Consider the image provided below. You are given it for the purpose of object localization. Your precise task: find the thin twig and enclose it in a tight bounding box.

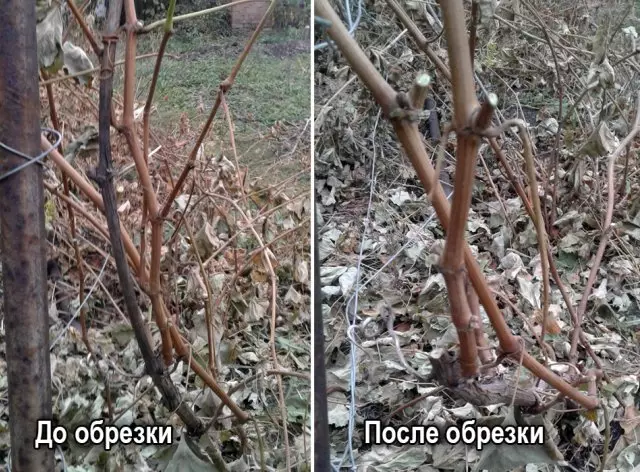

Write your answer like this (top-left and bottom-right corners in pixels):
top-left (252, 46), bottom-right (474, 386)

top-left (139, 0), bottom-right (176, 288)
top-left (512, 120), bottom-right (550, 357)
top-left (382, 387), bottom-right (445, 424)
top-left (141, 0), bottom-right (261, 32)
top-left (160, 1), bottom-right (274, 217)
top-left (65, 0), bottom-right (101, 56)
top-left (570, 92), bottom-right (640, 361)
top-left (490, 142), bottom-right (626, 406)
top-left (208, 369), bottom-right (309, 428)
top-left (202, 190), bottom-right (308, 268)
top-left (206, 187), bottom-right (291, 468)
top-left (179, 209), bottom-right (219, 376)
top-left (522, 1), bottom-right (564, 226)
top-left (220, 91), bottom-right (247, 205)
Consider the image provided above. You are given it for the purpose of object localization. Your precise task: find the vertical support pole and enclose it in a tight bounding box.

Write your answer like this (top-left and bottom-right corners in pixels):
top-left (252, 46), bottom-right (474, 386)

top-left (313, 209), bottom-right (330, 469)
top-left (0, 1), bottom-right (55, 470)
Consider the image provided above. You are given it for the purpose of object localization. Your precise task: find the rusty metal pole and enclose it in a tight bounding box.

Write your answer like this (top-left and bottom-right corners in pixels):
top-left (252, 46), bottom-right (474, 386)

top-left (0, 0), bottom-right (55, 470)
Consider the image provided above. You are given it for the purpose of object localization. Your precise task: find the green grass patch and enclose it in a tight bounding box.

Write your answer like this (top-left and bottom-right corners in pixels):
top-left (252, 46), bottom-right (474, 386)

top-left (113, 29), bottom-right (309, 188)
top-left (122, 30), bottom-right (309, 134)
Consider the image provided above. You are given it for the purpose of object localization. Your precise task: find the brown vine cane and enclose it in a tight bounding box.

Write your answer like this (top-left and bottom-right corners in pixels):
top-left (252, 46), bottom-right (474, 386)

top-left (315, 0), bottom-right (599, 410)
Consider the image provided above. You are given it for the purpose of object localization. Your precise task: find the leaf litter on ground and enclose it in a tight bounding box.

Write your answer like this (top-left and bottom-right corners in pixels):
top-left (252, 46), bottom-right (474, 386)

top-left (315, 0), bottom-right (640, 470)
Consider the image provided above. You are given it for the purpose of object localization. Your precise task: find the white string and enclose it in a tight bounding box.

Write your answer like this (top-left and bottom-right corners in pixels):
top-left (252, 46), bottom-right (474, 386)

top-left (329, 135), bottom-right (453, 470)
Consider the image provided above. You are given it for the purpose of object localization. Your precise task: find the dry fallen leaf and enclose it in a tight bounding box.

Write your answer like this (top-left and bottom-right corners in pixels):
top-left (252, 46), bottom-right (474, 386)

top-left (534, 308), bottom-right (562, 335)
top-left (622, 405), bottom-right (640, 439)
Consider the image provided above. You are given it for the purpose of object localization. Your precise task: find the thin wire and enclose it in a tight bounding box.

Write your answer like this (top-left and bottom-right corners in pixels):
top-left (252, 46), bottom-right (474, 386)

top-left (314, 0), bottom-right (363, 51)
top-left (50, 255), bottom-right (110, 350)
top-left (330, 141), bottom-right (453, 471)
top-left (57, 444), bottom-right (68, 472)
top-left (2, 128), bottom-right (64, 470)
top-left (330, 111), bottom-right (381, 472)
top-left (0, 128), bottom-right (63, 182)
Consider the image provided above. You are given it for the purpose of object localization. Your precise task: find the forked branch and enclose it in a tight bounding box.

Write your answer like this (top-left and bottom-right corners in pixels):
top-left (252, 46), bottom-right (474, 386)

top-left (94, 0), bottom-right (203, 435)
top-left (315, 0), bottom-right (598, 410)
